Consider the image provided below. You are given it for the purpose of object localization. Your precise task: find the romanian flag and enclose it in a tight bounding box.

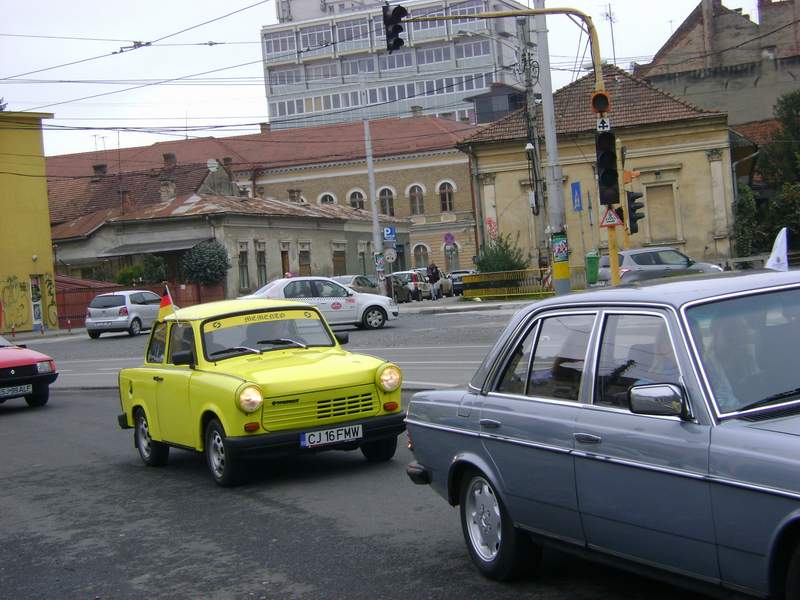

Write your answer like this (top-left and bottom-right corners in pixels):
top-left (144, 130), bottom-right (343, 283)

top-left (158, 286), bottom-right (176, 321)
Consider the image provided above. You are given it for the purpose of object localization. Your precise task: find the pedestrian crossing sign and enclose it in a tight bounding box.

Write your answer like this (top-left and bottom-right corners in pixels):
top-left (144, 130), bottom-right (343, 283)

top-left (599, 207), bottom-right (623, 228)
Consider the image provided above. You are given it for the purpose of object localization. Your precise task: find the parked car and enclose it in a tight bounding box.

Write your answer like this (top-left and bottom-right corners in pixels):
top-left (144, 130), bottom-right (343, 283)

top-left (390, 270), bottom-right (431, 301)
top-left (244, 276), bottom-right (398, 329)
top-left (85, 290), bottom-right (164, 338)
top-left (597, 247), bottom-right (722, 284)
top-left (448, 269), bottom-right (477, 296)
top-left (406, 269), bottom-right (800, 598)
top-left (413, 268), bottom-right (454, 297)
top-left (385, 274), bottom-right (413, 304)
top-left (333, 274), bottom-right (379, 295)
top-left (0, 335), bottom-right (58, 407)
top-left (117, 298), bottom-right (405, 486)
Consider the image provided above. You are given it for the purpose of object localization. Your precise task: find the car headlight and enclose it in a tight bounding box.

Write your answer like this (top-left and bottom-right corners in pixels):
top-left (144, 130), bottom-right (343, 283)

top-left (378, 365), bottom-right (402, 392)
top-left (238, 386), bottom-right (263, 413)
top-left (36, 360), bottom-right (53, 374)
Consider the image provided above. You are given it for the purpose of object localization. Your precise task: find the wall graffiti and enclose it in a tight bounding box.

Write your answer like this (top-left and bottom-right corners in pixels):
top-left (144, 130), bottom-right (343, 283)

top-left (42, 273), bottom-right (58, 328)
top-left (0, 276), bottom-right (31, 330)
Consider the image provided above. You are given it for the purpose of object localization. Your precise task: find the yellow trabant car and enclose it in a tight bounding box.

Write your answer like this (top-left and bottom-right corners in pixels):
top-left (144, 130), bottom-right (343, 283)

top-left (117, 299), bottom-right (404, 486)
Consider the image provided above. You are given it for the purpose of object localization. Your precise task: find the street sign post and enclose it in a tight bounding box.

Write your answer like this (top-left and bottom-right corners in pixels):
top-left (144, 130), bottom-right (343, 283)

top-left (383, 226), bottom-right (396, 242)
top-left (596, 116), bottom-right (611, 132)
top-left (570, 181), bottom-right (582, 212)
top-left (599, 206), bottom-right (623, 227)
top-left (384, 247), bottom-right (397, 263)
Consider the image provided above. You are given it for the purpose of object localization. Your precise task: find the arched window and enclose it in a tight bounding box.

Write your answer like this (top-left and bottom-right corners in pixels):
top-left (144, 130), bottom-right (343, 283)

top-left (439, 182), bottom-right (454, 212)
top-left (320, 193), bottom-right (335, 205)
top-left (409, 185), bottom-right (424, 215)
top-left (413, 244), bottom-right (429, 268)
top-left (379, 188), bottom-right (394, 216)
top-left (445, 243), bottom-right (460, 272)
top-left (349, 191), bottom-right (365, 210)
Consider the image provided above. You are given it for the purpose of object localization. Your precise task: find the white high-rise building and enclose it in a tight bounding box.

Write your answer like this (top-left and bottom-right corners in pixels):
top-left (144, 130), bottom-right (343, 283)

top-left (262, 0), bottom-right (532, 129)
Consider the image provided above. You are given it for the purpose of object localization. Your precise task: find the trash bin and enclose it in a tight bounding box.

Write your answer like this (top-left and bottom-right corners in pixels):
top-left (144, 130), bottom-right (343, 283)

top-left (585, 251), bottom-right (600, 285)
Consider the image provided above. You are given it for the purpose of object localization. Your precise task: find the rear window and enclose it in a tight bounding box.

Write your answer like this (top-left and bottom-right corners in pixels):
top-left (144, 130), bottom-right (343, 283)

top-left (89, 295), bottom-right (126, 308)
top-left (599, 256), bottom-right (609, 268)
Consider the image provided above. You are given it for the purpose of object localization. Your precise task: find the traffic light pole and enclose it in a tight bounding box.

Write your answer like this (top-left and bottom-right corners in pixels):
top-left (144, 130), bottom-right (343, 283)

top-left (363, 119), bottom-right (387, 296)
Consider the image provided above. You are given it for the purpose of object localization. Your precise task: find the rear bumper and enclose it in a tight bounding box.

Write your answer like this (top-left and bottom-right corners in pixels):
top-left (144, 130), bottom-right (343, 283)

top-left (86, 317), bottom-right (132, 331)
top-left (225, 412), bottom-right (406, 459)
top-left (406, 461), bottom-right (431, 485)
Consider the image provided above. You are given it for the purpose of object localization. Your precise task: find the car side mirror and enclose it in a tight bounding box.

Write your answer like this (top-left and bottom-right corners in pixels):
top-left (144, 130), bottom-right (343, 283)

top-left (172, 350), bottom-right (195, 368)
top-left (686, 258), bottom-right (695, 266)
top-left (335, 332), bottom-right (349, 345)
top-left (629, 384), bottom-right (688, 418)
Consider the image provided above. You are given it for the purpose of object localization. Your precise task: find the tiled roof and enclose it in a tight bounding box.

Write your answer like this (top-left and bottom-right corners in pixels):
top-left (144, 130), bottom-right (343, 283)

top-left (55, 274), bottom-right (122, 290)
top-left (51, 193), bottom-right (408, 242)
top-left (731, 119), bottom-right (780, 146)
top-left (461, 65), bottom-right (724, 145)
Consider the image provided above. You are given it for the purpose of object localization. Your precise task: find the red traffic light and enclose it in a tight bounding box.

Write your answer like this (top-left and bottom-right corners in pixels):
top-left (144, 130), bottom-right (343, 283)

top-left (591, 91), bottom-right (611, 114)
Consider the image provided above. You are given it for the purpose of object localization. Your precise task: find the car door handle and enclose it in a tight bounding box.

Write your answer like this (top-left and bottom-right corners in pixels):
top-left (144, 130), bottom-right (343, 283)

top-left (479, 418), bottom-right (501, 429)
top-left (574, 432), bottom-right (602, 444)
top-left (153, 376), bottom-right (164, 382)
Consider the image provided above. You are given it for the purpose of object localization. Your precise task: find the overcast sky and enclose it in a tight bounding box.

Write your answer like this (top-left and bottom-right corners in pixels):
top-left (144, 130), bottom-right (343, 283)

top-left (1, 0), bottom-right (759, 157)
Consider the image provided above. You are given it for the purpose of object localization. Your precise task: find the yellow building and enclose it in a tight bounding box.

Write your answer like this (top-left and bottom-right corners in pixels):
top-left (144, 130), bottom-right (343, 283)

top-left (461, 66), bottom-right (736, 279)
top-left (0, 111), bottom-right (57, 333)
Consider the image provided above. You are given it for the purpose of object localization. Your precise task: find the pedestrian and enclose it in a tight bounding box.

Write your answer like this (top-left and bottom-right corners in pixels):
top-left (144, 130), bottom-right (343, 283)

top-left (427, 262), bottom-right (441, 301)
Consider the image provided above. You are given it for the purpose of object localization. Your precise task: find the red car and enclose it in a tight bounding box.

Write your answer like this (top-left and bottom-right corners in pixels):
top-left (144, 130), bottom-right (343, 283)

top-left (0, 335), bottom-right (58, 407)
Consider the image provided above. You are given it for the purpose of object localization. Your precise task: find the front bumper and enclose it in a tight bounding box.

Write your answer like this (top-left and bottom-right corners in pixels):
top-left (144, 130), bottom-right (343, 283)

top-left (225, 412), bottom-right (406, 458)
top-left (0, 372), bottom-right (58, 400)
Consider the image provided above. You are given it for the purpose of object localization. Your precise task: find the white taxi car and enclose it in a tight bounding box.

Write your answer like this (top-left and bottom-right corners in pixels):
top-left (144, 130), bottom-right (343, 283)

top-left (244, 276), bottom-right (398, 329)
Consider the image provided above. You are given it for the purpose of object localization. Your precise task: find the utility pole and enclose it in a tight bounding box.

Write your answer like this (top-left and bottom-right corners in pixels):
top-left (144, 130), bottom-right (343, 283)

top-left (532, 0), bottom-right (569, 295)
top-left (363, 118), bottom-right (387, 296)
top-left (517, 17), bottom-right (546, 267)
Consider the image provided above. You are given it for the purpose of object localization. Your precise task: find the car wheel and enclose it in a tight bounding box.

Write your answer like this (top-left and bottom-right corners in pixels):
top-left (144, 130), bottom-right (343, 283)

top-left (88, 331), bottom-right (101, 339)
top-left (360, 436), bottom-right (397, 462)
top-left (24, 386), bottom-right (49, 408)
top-left (128, 318), bottom-right (142, 337)
top-left (459, 471), bottom-right (540, 581)
top-left (362, 306), bottom-right (387, 329)
top-left (205, 418), bottom-right (244, 487)
top-left (785, 544), bottom-right (800, 599)
top-left (134, 408), bottom-right (169, 467)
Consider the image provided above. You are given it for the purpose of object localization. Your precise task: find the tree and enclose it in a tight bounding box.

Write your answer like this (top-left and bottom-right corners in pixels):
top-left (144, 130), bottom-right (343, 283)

top-left (141, 254), bottom-right (167, 283)
top-left (181, 241), bottom-right (230, 285)
top-left (733, 184), bottom-right (758, 257)
top-left (762, 182), bottom-right (800, 249)
top-left (758, 89), bottom-right (800, 186)
top-left (475, 233), bottom-right (529, 272)
top-left (115, 265), bottom-right (144, 286)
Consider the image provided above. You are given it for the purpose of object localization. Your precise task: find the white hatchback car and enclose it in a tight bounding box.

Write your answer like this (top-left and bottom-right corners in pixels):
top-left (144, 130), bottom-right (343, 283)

top-left (244, 276), bottom-right (399, 329)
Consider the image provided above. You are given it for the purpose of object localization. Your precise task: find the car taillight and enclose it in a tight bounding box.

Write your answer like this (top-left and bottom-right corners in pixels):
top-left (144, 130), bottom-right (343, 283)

top-left (619, 268), bottom-right (631, 277)
top-left (119, 306), bottom-right (129, 316)
top-left (86, 310), bottom-right (91, 320)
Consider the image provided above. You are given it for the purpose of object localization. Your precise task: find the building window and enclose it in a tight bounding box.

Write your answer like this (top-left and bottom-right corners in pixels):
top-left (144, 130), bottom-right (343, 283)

top-left (409, 185), bottom-right (425, 215)
top-left (306, 61), bottom-right (338, 81)
top-left (416, 44), bottom-right (451, 66)
top-left (256, 241), bottom-right (267, 288)
top-left (379, 188), bottom-right (395, 216)
top-left (288, 189), bottom-right (303, 203)
top-left (450, 0), bottom-right (482, 24)
top-left (263, 30), bottom-right (296, 57)
top-left (413, 244), bottom-right (429, 268)
top-left (445, 243), bottom-right (460, 272)
top-left (455, 40), bottom-right (491, 59)
top-left (336, 18), bottom-right (369, 42)
top-left (379, 49), bottom-right (413, 70)
top-left (439, 182), bottom-right (454, 212)
top-left (410, 8), bottom-right (445, 31)
top-left (645, 184), bottom-right (679, 242)
top-left (342, 56), bottom-right (375, 75)
top-left (320, 193), bottom-right (336, 205)
top-left (299, 247), bottom-right (311, 276)
top-left (238, 241), bottom-right (250, 290)
top-left (299, 24), bottom-right (332, 50)
top-left (269, 67), bottom-right (302, 86)
top-left (350, 191), bottom-right (365, 210)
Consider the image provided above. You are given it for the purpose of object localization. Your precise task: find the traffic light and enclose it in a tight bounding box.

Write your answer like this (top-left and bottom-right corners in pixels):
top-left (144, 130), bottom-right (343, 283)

top-left (614, 207), bottom-right (624, 224)
top-left (626, 190), bottom-right (645, 234)
top-left (595, 131), bottom-right (619, 205)
top-left (383, 4), bottom-right (408, 53)
top-left (591, 91), bottom-right (611, 114)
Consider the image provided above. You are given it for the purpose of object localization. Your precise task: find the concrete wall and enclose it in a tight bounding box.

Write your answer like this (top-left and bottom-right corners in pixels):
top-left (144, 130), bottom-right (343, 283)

top-left (0, 112), bottom-right (57, 333)
top-left (471, 116), bottom-right (734, 271)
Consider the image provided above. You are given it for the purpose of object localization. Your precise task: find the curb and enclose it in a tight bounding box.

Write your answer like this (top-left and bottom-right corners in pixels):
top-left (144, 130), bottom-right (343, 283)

top-left (404, 302), bottom-right (529, 316)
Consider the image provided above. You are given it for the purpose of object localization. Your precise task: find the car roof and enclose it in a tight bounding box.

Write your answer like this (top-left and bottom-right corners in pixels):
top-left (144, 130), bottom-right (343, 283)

top-left (164, 298), bottom-right (312, 321)
top-left (529, 269), bottom-right (800, 310)
top-left (619, 246), bottom-right (679, 256)
top-left (95, 289), bottom-right (154, 297)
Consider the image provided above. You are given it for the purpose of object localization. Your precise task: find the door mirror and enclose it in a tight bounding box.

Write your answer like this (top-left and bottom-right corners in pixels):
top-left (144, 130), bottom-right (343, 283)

top-left (686, 257), bottom-right (695, 266)
top-left (629, 384), bottom-right (687, 418)
top-left (171, 350), bottom-right (195, 367)
top-left (334, 332), bottom-right (349, 345)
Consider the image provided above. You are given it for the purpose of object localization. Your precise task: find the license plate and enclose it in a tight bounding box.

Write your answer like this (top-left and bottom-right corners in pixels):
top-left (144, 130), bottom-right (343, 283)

top-left (97, 321), bottom-right (112, 326)
top-left (300, 424), bottom-right (363, 448)
top-left (0, 384), bottom-right (32, 398)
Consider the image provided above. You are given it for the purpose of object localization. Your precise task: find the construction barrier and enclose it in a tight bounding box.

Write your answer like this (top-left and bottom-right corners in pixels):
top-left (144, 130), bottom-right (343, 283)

top-left (462, 266), bottom-right (587, 300)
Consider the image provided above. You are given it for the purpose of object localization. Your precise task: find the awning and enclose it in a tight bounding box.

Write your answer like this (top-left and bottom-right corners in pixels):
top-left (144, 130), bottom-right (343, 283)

top-left (97, 237), bottom-right (212, 258)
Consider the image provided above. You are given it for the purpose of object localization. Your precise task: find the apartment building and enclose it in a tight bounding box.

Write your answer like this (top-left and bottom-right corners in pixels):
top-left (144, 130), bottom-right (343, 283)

top-left (262, 0), bottom-right (530, 129)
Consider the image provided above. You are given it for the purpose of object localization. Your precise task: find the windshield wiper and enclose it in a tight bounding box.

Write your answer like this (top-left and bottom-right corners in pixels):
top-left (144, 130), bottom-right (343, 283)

top-left (209, 346), bottom-right (260, 357)
top-left (737, 387), bottom-right (800, 413)
top-left (256, 338), bottom-right (307, 349)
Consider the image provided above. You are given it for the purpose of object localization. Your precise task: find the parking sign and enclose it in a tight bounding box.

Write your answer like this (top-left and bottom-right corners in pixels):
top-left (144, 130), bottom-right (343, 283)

top-left (383, 226), bottom-right (396, 242)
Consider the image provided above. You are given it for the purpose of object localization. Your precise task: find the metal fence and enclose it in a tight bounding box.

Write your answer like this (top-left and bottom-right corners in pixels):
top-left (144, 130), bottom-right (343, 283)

top-left (461, 267), bottom-right (587, 300)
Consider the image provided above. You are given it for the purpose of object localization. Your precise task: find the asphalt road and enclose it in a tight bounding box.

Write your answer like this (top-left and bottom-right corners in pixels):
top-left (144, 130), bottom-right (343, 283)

top-left (0, 388), bottom-right (705, 600)
top-left (22, 308), bottom-right (522, 390)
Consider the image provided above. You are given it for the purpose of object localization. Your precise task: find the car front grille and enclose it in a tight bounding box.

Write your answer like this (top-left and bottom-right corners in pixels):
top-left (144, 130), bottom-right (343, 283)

top-left (262, 384), bottom-right (377, 431)
top-left (0, 364), bottom-right (37, 380)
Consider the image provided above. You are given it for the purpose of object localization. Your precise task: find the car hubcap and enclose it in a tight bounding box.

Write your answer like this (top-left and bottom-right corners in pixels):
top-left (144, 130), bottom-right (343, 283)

top-left (366, 310), bottom-right (384, 328)
top-left (209, 430), bottom-right (226, 478)
top-left (137, 417), bottom-right (151, 458)
top-left (466, 477), bottom-right (502, 561)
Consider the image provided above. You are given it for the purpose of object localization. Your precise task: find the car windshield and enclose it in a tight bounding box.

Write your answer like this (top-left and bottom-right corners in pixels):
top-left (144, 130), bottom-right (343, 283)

top-left (0, 335), bottom-right (11, 347)
top-left (89, 295), bottom-right (126, 308)
top-left (332, 276), bottom-right (353, 285)
top-left (685, 287), bottom-right (800, 415)
top-left (202, 308), bottom-right (334, 360)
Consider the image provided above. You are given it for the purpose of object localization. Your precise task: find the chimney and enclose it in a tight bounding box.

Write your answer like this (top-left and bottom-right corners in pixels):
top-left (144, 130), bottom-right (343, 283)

top-left (92, 164), bottom-right (107, 181)
top-left (120, 190), bottom-right (134, 214)
top-left (410, 105), bottom-right (424, 117)
top-left (260, 122), bottom-right (271, 134)
top-left (223, 156), bottom-right (233, 166)
top-left (162, 152), bottom-right (177, 168)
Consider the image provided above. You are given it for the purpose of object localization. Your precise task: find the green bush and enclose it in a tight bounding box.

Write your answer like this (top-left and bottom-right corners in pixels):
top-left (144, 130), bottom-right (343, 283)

top-left (115, 265), bottom-right (144, 286)
top-left (181, 240), bottom-right (230, 285)
top-left (141, 254), bottom-right (167, 283)
top-left (476, 233), bottom-right (529, 272)
top-left (733, 184), bottom-right (757, 257)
